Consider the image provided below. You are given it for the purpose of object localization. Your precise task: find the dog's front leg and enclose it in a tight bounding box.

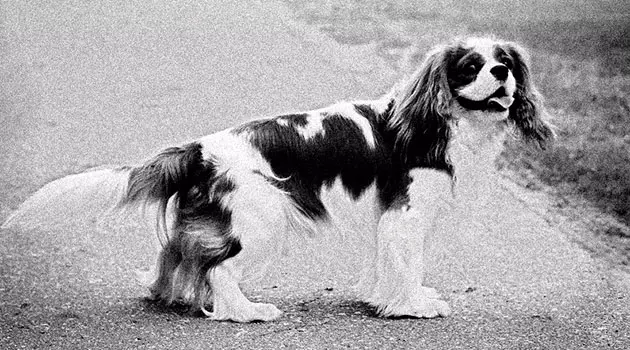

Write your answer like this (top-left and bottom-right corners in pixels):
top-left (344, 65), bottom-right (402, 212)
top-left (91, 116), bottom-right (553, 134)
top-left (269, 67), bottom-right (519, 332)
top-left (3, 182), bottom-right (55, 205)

top-left (362, 169), bottom-right (452, 318)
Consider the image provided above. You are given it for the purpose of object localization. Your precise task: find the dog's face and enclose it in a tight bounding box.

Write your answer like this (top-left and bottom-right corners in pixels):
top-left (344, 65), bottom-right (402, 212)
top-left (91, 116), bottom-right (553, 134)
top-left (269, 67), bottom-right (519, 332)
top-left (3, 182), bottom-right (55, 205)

top-left (447, 38), bottom-right (518, 121)
top-left (389, 37), bottom-right (554, 170)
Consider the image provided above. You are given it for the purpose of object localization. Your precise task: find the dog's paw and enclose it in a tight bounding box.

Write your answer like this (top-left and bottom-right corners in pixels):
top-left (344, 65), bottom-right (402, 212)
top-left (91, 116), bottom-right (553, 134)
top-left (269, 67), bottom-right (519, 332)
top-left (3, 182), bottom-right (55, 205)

top-left (381, 297), bottom-right (451, 319)
top-left (405, 298), bottom-right (451, 318)
top-left (204, 302), bottom-right (283, 322)
top-left (399, 287), bottom-right (450, 318)
top-left (248, 302), bottom-right (283, 322)
top-left (419, 286), bottom-right (442, 300)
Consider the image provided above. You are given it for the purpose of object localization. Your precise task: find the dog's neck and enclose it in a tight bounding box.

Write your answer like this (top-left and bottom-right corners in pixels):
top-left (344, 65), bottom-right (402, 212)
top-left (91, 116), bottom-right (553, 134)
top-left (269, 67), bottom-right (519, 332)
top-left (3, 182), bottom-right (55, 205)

top-left (448, 110), bottom-right (507, 191)
top-left (375, 97), bottom-right (506, 178)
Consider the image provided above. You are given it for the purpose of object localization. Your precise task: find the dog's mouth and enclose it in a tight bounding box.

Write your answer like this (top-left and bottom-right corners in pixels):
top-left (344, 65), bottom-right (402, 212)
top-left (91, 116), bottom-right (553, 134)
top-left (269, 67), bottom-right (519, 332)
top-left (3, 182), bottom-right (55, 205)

top-left (457, 87), bottom-right (514, 112)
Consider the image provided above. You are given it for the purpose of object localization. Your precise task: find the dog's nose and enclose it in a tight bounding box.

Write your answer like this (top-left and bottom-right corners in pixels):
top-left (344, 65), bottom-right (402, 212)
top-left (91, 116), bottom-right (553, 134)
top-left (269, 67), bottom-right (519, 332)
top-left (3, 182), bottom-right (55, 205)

top-left (490, 65), bottom-right (509, 81)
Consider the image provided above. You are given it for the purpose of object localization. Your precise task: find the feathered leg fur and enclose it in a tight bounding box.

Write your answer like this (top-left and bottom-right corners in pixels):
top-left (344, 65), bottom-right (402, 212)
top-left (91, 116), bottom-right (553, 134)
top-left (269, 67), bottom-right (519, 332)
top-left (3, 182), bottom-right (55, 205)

top-left (359, 169), bottom-right (452, 318)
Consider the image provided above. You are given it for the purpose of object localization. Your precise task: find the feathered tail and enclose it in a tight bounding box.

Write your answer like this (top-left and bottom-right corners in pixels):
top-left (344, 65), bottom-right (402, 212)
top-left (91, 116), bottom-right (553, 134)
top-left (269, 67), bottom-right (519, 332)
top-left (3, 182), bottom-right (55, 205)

top-left (120, 142), bottom-right (208, 246)
top-left (1, 167), bottom-right (132, 231)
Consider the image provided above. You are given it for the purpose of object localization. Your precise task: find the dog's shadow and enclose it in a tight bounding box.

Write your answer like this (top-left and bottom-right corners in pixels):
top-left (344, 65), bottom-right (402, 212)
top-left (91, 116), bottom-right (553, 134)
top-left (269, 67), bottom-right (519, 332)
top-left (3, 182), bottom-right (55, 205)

top-left (288, 297), bottom-right (381, 319)
top-left (139, 297), bottom-right (437, 323)
top-left (140, 297), bottom-right (203, 317)
top-left (139, 296), bottom-right (381, 320)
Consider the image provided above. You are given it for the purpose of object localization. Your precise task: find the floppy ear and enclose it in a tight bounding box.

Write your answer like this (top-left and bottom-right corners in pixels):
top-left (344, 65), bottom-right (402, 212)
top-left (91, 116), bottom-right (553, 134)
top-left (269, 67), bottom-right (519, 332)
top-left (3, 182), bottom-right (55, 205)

top-left (388, 45), bottom-right (453, 173)
top-left (505, 42), bottom-right (556, 149)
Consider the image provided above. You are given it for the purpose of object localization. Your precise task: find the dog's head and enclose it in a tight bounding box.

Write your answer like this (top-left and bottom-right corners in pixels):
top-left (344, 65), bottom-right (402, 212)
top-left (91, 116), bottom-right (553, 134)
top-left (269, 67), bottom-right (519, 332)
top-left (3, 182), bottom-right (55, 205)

top-left (389, 37), bottom-right (554, 170)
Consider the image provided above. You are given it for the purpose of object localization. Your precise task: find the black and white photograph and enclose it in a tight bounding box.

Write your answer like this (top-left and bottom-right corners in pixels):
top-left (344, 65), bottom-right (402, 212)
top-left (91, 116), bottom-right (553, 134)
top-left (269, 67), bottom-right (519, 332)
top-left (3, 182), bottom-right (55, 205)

top-left (1, 0), bottom-right (629, 348)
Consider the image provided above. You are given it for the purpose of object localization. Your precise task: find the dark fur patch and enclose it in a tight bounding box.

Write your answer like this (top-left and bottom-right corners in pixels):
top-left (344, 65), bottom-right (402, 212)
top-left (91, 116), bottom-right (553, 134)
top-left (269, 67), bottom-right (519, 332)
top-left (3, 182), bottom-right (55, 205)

top-left (177, 165), bottom-right (234, 239)
top-left (353, 104), bottom-right (382, 126)
top-left (493, 46), bottom-right (515, 70)
top-left (235, 113), bottom-right (310, 131)
top-left (123, 143), bottom-right (241, 310)
top-left (446, 47), bottom-right (483, 92)
top-left (173, 163), bottom-right (240, 307)
top-left (504, 43), bottom-right (555, 148)
top-left (235, 111), bottom-right (392, 218)
top-left (354, 103), bottom-right (414, 209)
top-left (125, 142), bottom-right (207, 205)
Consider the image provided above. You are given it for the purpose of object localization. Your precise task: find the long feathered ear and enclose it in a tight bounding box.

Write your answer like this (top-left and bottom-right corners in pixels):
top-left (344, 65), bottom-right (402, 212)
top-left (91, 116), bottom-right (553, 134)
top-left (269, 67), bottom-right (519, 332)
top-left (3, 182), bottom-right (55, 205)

top-left (388, 45), bottom-right (453, 173)
top-left (506, 42), bottom-right (556, 149)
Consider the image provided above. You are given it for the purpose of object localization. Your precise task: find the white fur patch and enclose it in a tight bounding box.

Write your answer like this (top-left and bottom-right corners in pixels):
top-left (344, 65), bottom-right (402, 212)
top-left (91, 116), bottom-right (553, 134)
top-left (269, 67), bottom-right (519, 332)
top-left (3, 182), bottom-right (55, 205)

top-left (198, 129), bottom-right (278, 180)
top-left (447, 117), bottom-right (507, 201)
top-left (407, 169), bottom-right (453, 207)
top-left (319, 178), bottom-right (381, 235)
top-left (276, 118), bottom-right (290, 127)
top-left (1, 168), bottom-right (130, 231)
top-left (466, 37), bottom-right (496, 58)
top-left (356, 168), bottom-right (453, 318)
top-left (354, 99), bottom-right (390, 116)
top-left (295, 114), bottom-right (325, 140)
top-left (458, 68), bottom-right (502, 101)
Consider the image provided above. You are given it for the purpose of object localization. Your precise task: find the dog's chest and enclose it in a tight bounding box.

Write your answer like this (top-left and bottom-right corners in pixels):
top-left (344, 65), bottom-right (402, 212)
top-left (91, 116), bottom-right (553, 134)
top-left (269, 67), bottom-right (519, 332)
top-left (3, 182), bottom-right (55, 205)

top-left (448, 119), bottom-right (506, 202)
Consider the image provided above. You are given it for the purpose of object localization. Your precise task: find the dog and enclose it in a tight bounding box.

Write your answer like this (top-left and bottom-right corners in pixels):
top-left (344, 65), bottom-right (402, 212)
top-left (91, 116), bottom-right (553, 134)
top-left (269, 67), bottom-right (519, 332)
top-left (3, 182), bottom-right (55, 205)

top-left (3, 37), bottom-right (554, 322)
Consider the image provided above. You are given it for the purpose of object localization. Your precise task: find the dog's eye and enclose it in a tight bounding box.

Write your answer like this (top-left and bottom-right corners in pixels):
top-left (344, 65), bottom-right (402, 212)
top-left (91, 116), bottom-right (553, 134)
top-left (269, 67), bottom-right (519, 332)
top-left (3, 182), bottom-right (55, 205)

top-left (463, 63), bottom-right (478, 74)
top-left (500, 57), bottom-right (514, 69)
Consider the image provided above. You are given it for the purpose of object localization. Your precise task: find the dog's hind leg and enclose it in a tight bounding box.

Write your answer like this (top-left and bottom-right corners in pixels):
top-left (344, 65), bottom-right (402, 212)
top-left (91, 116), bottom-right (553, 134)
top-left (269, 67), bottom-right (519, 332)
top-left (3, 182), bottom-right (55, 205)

top-left (201, 220), bottom-right (285, 322)
top-left (203, 257), bottom-right (282, 322)
top-left (199, 177), bottom-right (290, 322)
top-left (147, 242), bottom-right (182, 303)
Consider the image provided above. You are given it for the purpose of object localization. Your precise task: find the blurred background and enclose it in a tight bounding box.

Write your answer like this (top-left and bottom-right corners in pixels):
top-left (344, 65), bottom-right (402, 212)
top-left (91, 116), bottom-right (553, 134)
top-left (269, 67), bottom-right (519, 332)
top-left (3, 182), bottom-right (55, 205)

top-left (285, 0), bottom-right (630, 264)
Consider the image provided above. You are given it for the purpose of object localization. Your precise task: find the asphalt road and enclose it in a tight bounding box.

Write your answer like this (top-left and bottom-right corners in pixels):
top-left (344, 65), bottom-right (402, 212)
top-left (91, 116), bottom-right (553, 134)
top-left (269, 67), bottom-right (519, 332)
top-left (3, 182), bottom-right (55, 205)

top-left (1, 1), bottom-right (629, 349)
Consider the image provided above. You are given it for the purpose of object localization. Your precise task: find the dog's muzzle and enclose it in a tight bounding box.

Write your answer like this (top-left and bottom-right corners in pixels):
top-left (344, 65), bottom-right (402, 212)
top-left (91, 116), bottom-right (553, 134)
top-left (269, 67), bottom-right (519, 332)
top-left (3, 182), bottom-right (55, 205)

top-left (457, 87), bottom-right (514, 112)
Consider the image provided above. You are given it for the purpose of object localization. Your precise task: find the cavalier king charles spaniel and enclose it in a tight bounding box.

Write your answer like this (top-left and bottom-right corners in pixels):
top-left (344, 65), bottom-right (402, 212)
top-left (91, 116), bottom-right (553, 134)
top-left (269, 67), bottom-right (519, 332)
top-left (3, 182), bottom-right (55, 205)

top-left (3, 37), bottom-right (554, 322)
